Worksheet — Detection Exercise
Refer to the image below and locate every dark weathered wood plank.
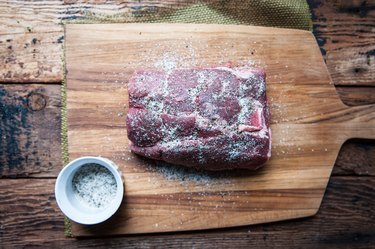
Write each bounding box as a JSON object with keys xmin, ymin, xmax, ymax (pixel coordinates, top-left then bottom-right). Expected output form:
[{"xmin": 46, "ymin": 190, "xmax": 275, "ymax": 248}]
[
  {"xmin": 0, "ymin": 84, "xmax": 62, "ymax": 177},
  {"xmin": 0, "ymin": 84, "xmax": 373, "ymax": 178},
  {"xmin": 0, "ymin": 0, "xmax": 195, "ymax": 83},
  {"xmin": 309, "ymin": 0, "xmax": 375, "ymax": 86},
  {"xmin": 0, "ymin": 0, "xmax": 64, "ymax": 82},
  {"xmin": 334, "ymin": 139, "xmax": 375, "ymax": 176},
  {"xmin": 1, "ymin": 177, "xmax": 374, "ymax": 248},
  {"xmin": 0, "ymin": 179, "xmax": 65, "ymax": 244}
]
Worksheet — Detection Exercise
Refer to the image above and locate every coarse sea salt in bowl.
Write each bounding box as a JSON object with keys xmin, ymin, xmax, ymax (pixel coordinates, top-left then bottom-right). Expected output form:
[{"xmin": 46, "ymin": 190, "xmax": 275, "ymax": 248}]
[{"xmin": 55, "ymin": 156, "xmax": 124, "ymax": 225}]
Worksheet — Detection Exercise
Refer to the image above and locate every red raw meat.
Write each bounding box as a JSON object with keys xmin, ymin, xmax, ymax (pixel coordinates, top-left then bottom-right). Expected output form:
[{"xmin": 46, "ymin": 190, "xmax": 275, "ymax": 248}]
[{"xmin": 126, "ymin": 67, "xmax": 271, "ymax": 170}]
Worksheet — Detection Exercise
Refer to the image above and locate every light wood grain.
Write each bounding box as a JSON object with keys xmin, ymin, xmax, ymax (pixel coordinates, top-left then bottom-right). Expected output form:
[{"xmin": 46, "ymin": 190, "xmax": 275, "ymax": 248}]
[
  {"xmin": 0, "ymin": 0, "xmax": 195, "ymax": 83},
  {"xmin": 65, "ymin": 23, "xmax": 375, "ymax": 236},
  {"xmin": 1, "ymin": 177, "xmax": 374, "ymax": 247},
  {"xmin": 336, "ymin": 86, "xmax": 375, "ymax": 106},
  {"xmin": 0, "ymin": 84, "xmax": 372, "ymax": 178}
]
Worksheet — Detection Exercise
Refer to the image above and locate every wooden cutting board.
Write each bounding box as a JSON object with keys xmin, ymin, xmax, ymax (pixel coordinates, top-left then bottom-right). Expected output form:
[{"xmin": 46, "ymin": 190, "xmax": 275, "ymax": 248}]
[{"xmin": 65, "ymin": 23, "xmax": 375, "ymax": 236}]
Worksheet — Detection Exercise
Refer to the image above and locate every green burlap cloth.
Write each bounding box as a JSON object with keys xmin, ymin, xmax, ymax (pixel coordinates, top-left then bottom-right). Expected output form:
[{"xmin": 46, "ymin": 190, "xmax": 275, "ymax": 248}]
[
  {"xmin": 62, "ymin": 0, "xmax": 312, "ymax": 236},
  {"xmin": 77, "ymin": 0, "xmax": 312, "ymax": 30}
]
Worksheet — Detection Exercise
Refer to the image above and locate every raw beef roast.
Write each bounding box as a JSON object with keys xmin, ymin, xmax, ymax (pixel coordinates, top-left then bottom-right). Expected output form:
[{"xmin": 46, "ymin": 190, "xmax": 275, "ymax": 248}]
[{"xmin": 126, "ymin": 67, "xmax": 271, "ymax": 170}]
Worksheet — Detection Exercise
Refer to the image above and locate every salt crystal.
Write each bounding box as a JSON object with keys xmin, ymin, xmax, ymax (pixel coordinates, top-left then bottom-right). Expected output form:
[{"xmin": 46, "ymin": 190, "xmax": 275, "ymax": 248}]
[{"xmin": 72, "ymin": 164, "xmax": 117, "ymax": 209}]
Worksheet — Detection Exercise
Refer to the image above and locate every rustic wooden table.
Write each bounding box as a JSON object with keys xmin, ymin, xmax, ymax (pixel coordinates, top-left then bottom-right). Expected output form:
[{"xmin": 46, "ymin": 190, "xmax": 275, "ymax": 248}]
[{"xmin": 1, "ymin": 1, "xmax": 374, "ymax": 248}]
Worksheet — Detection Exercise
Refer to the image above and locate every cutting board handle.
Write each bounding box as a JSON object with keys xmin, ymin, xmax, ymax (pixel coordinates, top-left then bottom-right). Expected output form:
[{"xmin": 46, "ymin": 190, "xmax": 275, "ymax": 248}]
[{"xmin": 342, "ymin": 104, "xmax": 375, "ymax": 140}]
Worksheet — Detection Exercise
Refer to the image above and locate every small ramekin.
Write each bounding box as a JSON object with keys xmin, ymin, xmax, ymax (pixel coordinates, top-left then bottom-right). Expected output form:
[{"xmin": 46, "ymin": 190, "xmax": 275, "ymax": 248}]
[{"xmin": 55, "ymin": 156, "xmax": 124, "ymax": 225}]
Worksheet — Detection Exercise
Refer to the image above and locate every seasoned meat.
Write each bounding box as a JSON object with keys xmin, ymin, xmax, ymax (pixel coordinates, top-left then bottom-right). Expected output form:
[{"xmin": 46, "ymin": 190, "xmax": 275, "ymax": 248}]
[{"xmin": 126, "ymin": 67, "xmax": 271, "ymax": 170}]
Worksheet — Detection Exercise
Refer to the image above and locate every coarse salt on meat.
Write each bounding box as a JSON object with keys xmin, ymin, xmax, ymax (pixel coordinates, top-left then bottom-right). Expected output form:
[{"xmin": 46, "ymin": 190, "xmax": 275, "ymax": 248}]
[{"xmin": 126, "ymin": 67, "xmax": 271, "ymax": 171}]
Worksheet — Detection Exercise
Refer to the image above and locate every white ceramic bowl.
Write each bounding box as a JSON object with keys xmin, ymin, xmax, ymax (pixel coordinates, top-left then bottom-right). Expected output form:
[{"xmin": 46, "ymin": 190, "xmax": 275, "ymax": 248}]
[{"xmin": 55, "ymin": 156, "xmax": 124, "ymax": 225}]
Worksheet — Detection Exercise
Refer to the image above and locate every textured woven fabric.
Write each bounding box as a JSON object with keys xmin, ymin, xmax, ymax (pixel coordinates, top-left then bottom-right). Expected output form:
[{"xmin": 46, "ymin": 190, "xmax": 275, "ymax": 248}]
[
  {"xmin": 152, "ymin": 1, "xmax": 312, "ymax": 30},
  {"xmin": 79, "ymin": 1, "xmax": 311, "ymax": 30},
  {"xmin": 62, "ymin": 0, "xmax": 312, "ymax": 236}
]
